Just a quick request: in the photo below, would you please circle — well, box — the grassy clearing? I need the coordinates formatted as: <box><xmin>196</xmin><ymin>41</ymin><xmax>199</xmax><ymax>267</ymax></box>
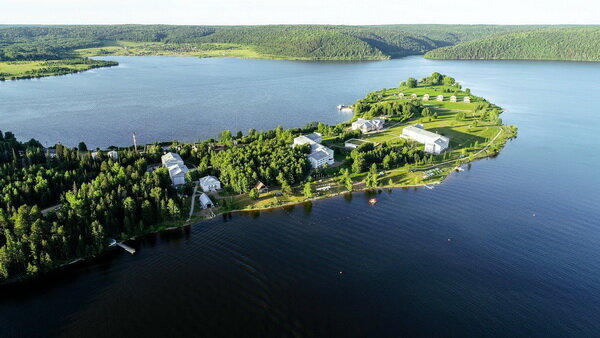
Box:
<box><xmin>74</xmin><ymin>40</ymin><xmax>314</xmax><ymax>60</ymax></box>
<box><xmin>0</xmin><ymin>59</ymin><xmax>117</xmax><ymax>80</ymax></box>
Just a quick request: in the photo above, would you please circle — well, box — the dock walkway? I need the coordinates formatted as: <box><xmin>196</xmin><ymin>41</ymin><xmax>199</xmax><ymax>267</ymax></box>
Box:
<box><xmin>116</xmin><ymin>242</ymin><xmax>136</xmax><ymax>254</ymax></box>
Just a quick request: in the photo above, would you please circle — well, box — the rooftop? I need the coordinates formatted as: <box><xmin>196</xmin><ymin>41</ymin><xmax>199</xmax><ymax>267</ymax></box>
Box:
<box><xmin>403</xmin><ymin>125</ymin><xmax>449</xmax><ymax>143</ymax></box>
<box><xmin>308</xmin><ymin>149</ymin><xmax>331</xmax><ymax>161</ymax></box>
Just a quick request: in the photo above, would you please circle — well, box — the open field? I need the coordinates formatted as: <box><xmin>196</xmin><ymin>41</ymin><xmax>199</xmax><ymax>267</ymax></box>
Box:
<box><xmin>74</xmin><ymin>41</ymin><xmax>277</xmax><ymax>60</ymax></box>
<box><xmin>0</xmin><ymin>58</ymin><xmax>117</xmax><ymax>80</ymax></box>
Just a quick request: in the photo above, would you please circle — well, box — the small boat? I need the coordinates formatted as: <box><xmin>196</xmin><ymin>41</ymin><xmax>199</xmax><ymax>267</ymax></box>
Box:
<box><xmin>425</xmin><ymin>184</ymin><xmax>434</xmax><ymax>190</ymax></box>
<box><xmin>456</xmin><ymin>166</ymin><xmax>465</xmax><ymax>172</ymax></box>
<box><xmin>108</xmin><ymin>238</ymin><xmax>117</xmax><ymax>247</ymax></box>
<box><xmin>337</xmin><ymin>105</ymin><xmax>353</xmax><ymax>112</ymax></box>
<box><xmin>369</xmin><ymin>198</ymin><xmax>377</xmax><ymax>205</ymax></box>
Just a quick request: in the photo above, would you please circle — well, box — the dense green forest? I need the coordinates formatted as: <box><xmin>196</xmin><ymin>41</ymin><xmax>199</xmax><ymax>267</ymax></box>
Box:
<box><xmin>0</xmin><ymin>131</ymin><xmax>183</xmax><ymax>280</ymax></box>
<box><xmin>0</xmin><ymin>24</ymin><xmax>557</xmax><ymax>61</ymax></box>
<box><xmin>0</xmin><ymin>109</ymin><xmax>432</xmax><ymax>281</ymax></box>
<box><xmin>424</xmin><ymin>26</ymin><xmax>600</xmax><ymax>61</ymax></box>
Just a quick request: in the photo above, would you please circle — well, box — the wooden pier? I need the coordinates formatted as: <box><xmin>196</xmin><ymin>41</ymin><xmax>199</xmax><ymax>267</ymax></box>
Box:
<box><xmin>116</xmin><ymin>242</ymin><xmax>136</xmax><ymax>254</ymax></box>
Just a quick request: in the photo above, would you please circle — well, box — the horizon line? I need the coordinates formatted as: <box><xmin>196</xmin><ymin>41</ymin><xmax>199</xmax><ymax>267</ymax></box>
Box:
<box><xmin>1</xmin><ymin>23</ymin><xmax>599</xmax><ymax>27</ymax></box>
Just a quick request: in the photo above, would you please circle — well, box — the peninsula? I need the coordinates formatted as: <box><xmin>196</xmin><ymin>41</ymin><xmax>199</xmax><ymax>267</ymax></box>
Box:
<box><xmin>0</xmin><ymin>73</ymin><xmax>517</xmax><ymax>282</ymax></box>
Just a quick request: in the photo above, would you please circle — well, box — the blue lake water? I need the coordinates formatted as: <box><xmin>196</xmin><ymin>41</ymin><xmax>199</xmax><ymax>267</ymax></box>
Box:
<box><xmin>1</xmin><ymin>56</ymin><xmax>600</xmax><ymax>337</ymax></box>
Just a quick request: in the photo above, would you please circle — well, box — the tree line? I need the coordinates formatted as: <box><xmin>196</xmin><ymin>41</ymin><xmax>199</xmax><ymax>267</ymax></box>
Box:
<box><xmin>0</xmin><ymin>24</ymin><xmax>557</xmax><ymax>62</ymax></box>
<box><xmin>425</xmin><ymin>27</ymin><xmax>600</xmax><ymax>62</ymax></box>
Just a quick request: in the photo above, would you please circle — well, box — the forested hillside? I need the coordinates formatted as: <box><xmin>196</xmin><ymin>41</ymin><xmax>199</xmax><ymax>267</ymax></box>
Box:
<box><xmin>0</xmin><ymin>24</ymin><xmax>553</xmax><ymax>61</ymax></box>
<box><xmin>424</xmin><ymin>26</ymin><xmax>600</xmax><ymax>61</ymax></box>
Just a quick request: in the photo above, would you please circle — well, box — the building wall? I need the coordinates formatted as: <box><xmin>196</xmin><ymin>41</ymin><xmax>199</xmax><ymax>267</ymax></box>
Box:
<box><xmin>345</xmin><ymin>142</ymin><xmax>359</xmax><ymax>149</ymax></box>
<box><xmin>201</xmin><ymin>182</ymin><xmax>221</xmax><ymax>192</ymax></box>
<box><xmin>172</xmin><ymin>174</ymin><xmax>186</xmax><ymax>186</ymax></box>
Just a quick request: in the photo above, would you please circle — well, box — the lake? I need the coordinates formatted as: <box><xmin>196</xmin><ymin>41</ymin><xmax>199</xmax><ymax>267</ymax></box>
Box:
<box><xmin>1</xmin><ymin>56</ymin><xmax>600</xmax><ymax>337</ymax></box>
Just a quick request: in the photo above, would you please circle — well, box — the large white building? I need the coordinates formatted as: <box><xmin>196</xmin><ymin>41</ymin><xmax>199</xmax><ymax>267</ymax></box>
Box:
<box><xmin>199</xmin><ymin>175</ymin><xmax>221</xmax><ymax>192</ymax></box>
<box><xmin>351</xmin><ymin>118</ymin><xmax>385</xmax><ymax>134</ymax></box>
<box><xmin>293</xmin><ymin>132</ymin><xmax>322</xmax><ymax>146</ymax></box>
<box><xmin>402</xmin><ymin>124</ymin><xmax>450</xmax><ymax>155</ymax></box>
<box><xmin>293</xmin><ymin>132</ymin><xmax>334</xmax><ymax>168</ymax></box>
<box><xmin>161</xmin><ymin>152</ymin><xmax>189</xmax><ymax>186</ymax></box>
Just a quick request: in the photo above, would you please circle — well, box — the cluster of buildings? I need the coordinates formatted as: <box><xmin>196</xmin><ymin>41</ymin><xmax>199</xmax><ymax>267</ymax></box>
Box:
<box><xmin>293</xmin><ymin>132</ymin><xmax>334</xmax><ymax>169</ymax></box>
<box><xmin>197</xmin><ymin>176</ymin><xmax>221</xmax><ymax>210</ymax></box>
<box><xmin>351</xmin><ymin>118</ymin><xmax>385</xmax><ymax>134</ymax></box>
<box><xmin>449</xmin><ymin>96</ymin><xmax>471</xmax><ymax>103</ymax></box>
<box><xmin>161</xmin><ymin>152</ymin><xmax>189</xmax><ymax>186</ymax></box>
<box><xmin>402</xmin><ymin>124</ymin><xmax>450</xmax><ymax>155</ymax></box>
<box><xmin>398</xmin><ymin>93</ymin><xmax>472</xmax><ymax>103</ymax></box>
<box><xmin>161</xmin><ymin>152</ymin><xmax>223</xmax><ymax>209</ymax></box>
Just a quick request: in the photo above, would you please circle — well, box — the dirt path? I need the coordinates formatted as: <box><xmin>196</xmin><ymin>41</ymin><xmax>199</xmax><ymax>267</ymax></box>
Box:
<box><xmin>187</xmin><ymin>183</ymin><xmax>199</xmax><ymax>221</ymax></box>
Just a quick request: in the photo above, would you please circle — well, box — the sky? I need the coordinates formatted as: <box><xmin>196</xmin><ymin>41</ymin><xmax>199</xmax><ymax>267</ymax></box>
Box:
<box><xmin>1</xmin><ymin>0</ymin><xmax>599</xmax><ymax>25</ymax></box>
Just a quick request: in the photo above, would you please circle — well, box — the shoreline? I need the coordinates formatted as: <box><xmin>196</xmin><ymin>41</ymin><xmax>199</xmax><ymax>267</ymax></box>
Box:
<box><xmin>0</xmin><ymin>59</ymin><xmax>119</xmax><ymax>81</ymax></box>
<box><xmin>0</xmin><ymin>142</ymin><xmax>507</xmax><ymax>287</ymax></box>
<box><xmin>0</xmin><ymin>179</ymin><xmax>442</xmax><ymax>288</ymax></box>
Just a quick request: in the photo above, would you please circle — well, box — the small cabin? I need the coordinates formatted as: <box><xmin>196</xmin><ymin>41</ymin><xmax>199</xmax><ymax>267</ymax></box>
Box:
<box><xmin>107</xmin><ymin>150</ymin><xmax>119</xmax><ymax>160</ymax></box>
<box><xmin>411</xmin><ymin>93</ymin><xmax>418</xmax><ymax>99</ymax></box>
<box><xmin>464</xmin><ymin>96</ymin><xmax>471</xmax><ymax>103</ymax></box>
<box><xmin>422</xmin><ymin>94</ymin><xmax>430</xmax><ymax>101</ymax></box>
<box><xmin>398</xmin><ymin>93</ymin><xmax>404</xmax><ymax>99</ymax></box>
<box><xmin>436</xmin><ymin>95</ymin><xmax>444</xmax><ymax>102</ymax></box>
<box><xmin>254</xmin><ymin>181</ymin><xmax>268</xmax><ymax>193</ymax></box>
<box><xmin>450</xmin><ymin>95</ymin><xmax>457</xmax><ymax>102</ymax></box>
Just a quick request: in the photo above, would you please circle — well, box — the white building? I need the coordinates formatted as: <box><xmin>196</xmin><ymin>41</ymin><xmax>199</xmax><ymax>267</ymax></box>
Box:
<box><xmin>436</xmin><ymin>95</ymin><xmax>444</xmax><ymax>102</ymax></box>
<box><xmin>450</xmin><ymin>95</ymin><xmax>457</xmax><ymax>102</ymax></box>
<box><xmin>402</xmin><ymin>124</ymin><xmax>450</xmax><ymax>155</ymax></box>
<box><xmin>199</xmin><ymin>193</ymin><xmax>214</xmax><ymax>209</ymax></box>
<box><xmin>344</xmin><ymin>138</ymin><xmax>372</xmax><ymax>150</ymax></box>
<box><xmin>91</xmin><ymin>151</ymin><xmax>99</xmax><ymax>160</ymax></box>
<box><xmin>308</xmin><ymin>145</ymin><xmax>335</xmax><ymax>168</ymax></box>
<box><xmin>161</xmin><ymin>152</ymin><xmax>189</xmax><ymax>186</ymax></box>
<box><xmin>293</xmin><ymin>132</ymin><xmax>334</xmax><ymax>168</ymax></box>
<box><xmin>464</xmin><ymin>96</ymin><xmax>471</xmax><ymax>103</ymax></box>
<box><xmin>293</xmin><ymin>132</ymin><xmax>322</xmax><ymax>147</ymax></box>
<box><xmin>200</xmin><ymin>175</ymin><xmax>221</xmax><ymax>192</ymax></box>
<box><xmin>161</xmin><ymin>152</ymin><xmax>184</xmax><ymax>167</ymax></box>
<box><xmin>107</xmin><ymin>150</ymin><xmax>119</xmax><ymax>160</ymax></box>
<box><xmin>167</xmin><ymin>164</ymin><xmax>188</xmax><ymax>186</ymax></box>
<box><xmin>422</xmin><ymin>94</ymin><xmax>430</xmax><ymax>101</ymax></box>
<box><xmin>351</xmin><ymin>118</ymin><xmax>385</xmax><ymax>134</ymax></box>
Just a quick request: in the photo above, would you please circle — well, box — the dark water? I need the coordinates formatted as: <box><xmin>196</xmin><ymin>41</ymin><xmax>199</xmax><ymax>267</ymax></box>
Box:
<box><xmin>1</xmin><ymin>57</ymin><xmax>600</xmax><ymax>337</ymax></box>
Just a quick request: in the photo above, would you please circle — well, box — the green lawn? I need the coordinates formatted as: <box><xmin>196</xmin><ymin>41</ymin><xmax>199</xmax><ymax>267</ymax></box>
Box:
<box><xmin>0</xmin><ymin>59</ymin><xmax>116</xmax><ymax>80</ymax></box>
<box><xmin>74</xmin><ymin>40</ymin><xmax>313</xmax><ymax>60</ymax></box>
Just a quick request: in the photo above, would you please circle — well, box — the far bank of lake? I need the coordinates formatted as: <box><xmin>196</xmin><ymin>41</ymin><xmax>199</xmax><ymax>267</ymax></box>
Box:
<box><xmin>1</xmin><ymin>56</ymin><xmax>600</xmax><ymax>336</ymax></box>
